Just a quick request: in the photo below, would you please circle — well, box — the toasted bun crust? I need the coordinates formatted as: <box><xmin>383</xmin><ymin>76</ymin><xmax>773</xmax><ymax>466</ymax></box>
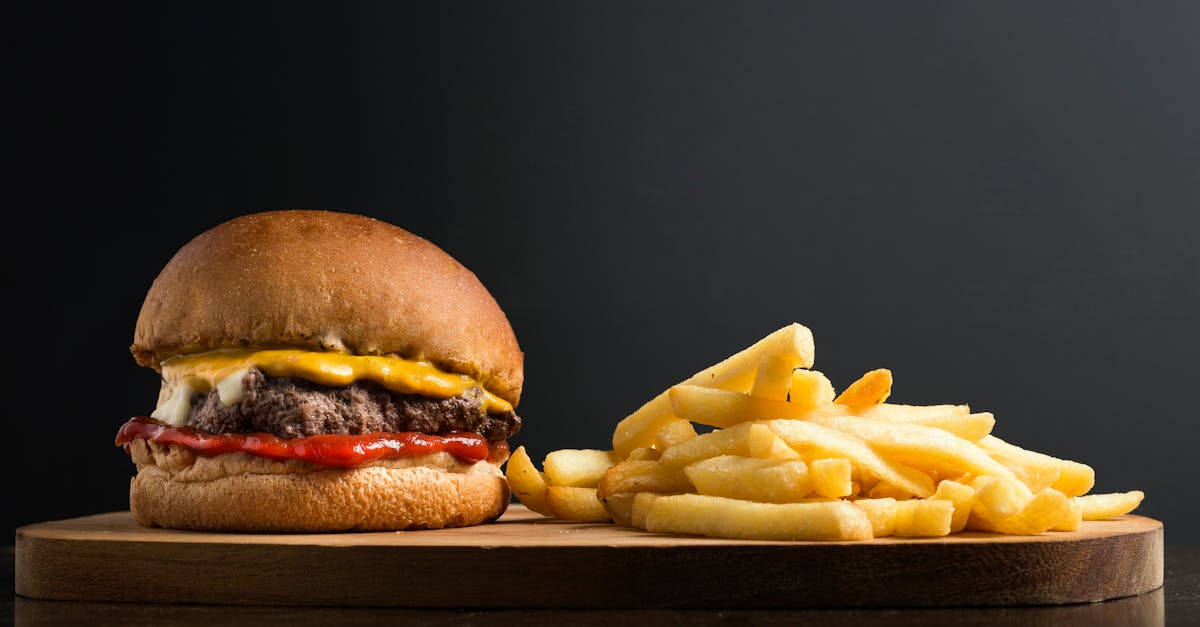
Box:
<box><xmin>129</xmin><ymin>457</ymin><xmax>510</xmax><ymax>532</ymax></box>
<box><xmin>131</xmin><ymin>210</ymin><xmax>523</xmax><ymax>405</ymax></box>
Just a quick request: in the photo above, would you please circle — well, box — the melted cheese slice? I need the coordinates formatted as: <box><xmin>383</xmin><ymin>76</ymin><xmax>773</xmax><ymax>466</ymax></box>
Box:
<box><xmin>151</xmin><ymin>349</ymin><xmax>511</xmax><ymax>426</ymax></box>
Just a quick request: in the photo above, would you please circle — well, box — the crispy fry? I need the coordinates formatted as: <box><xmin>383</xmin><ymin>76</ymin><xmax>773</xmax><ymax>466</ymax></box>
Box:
<box><xmin>683</xmin><ymin>456</ymin><xmax>812</xmax><ymax>503</ymax></box>
<box><xmin>644</xmin><ymin>493</ymin><xmax>873</xmax><ymax>541</ymax></box>
<box><xmin>768</xmin><ymin>419</ymin><xmax>935</xmax><ymax>498</ymax></box>
<box><xmin>669</xmin><ymin>385</ymin><xmax>816</xmax><ymax>428</ymax></box>
<box><xmin>543</xmin><ymin>449</ymin><xmax>619</xmax><ymax>488</ymax></box>
<box><xmin>808</xmin><ymin>415</ymin><xmax>1019</xmax><ymax>483</ymax></box>
<box><xmin>894</xmin><ymin>499</ymin><xmax>954</xmax><ymax>537</ymax></box>
<box><xmin>611</xmin><ymin>324</ymin><xmax>815</xmax><ymax>456</ymax></box>
<box><xmin>978</xmin><ymin>435</ymin><xmax>1095</xmax><ymax>497</ymax></box>
<box><xmin>1076</xmin><ymin>491</ymin><xmax>1145</xmax><ymax>520</ymax></box>
<box><xmin>505</xmin><ymin>445</ymin><xmax>553</xmax><ymax>516</ymax></box>
<box><xmin>598</xmin><ymin>460</ymin><xmax>694</xmax><ymax>499</ymax></box>
<box><xmin>747</xmin><ymin>423</ymin><xmax>802</xmax><ymax>460</ymax></box>
<box><xmin>750</xmin><ymin>354</ymin><xmax>794</xmax><ymax>401</ymax></box>
<box><xmin>809</xmin><ymin>458</ymin><xmax>853</xmax><ymax>498</ymax></box>
<box><xmin>654</xmin><ymin>418</ymin><xmax>698</xmax><ymax>451</ymax></box>
<box><xmin>545</xmin><ymin>486</ymin><xmax>611</xmax><ymax>522</ymax></box>
<box><xmin>789</xmin><ymin>369</ymin><xmax>836</xmax><ymax>408</ymax></box>
<box><xmin>834</xmin><ymin>369</ymin><xmax>892</xmax><ymax>410</ymax></box>
<box><xmin>852</xmin><ymin>498</ymin><xmax>897</xmax><ymax>537</ymax></box>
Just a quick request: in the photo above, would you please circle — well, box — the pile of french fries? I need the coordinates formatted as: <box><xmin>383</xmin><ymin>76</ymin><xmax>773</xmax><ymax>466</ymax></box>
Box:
<box><xmin>507</xmin><ymin>323</ymin><xmax>1144</xmax><ymax>541</ymax></box>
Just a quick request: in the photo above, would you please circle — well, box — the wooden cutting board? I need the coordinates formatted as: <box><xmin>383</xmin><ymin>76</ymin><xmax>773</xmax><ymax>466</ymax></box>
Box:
<box><xmin>16</xmin><ymin>506</ymin><xmax>1162</xmax><ymax>609</ymax></box>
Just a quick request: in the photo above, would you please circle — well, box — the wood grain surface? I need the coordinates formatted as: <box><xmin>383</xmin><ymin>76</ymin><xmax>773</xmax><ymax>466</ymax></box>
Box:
<box><xmin>16</xmin><ymin>505</ymin><xmax>1162</xmax><ymax>609</ymax></box>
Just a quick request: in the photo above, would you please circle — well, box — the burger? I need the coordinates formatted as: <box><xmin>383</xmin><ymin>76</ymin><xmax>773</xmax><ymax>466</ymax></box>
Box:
<box><xmin>115</xmin><ymin>210</ymin><xmax>522</xmax><ymax>531</ymax></box>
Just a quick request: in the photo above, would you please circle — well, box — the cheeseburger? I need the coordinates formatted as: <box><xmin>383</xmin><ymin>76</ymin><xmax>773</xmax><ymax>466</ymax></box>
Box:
<box><xmin>115</xmin><ymin>210</ymin><xmax>522</xmax><ymax>531</ymax></box>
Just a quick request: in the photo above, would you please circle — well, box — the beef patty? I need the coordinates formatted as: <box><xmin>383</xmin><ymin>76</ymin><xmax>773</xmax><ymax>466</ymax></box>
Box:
<box><xmin>186</xmin><ymin>367</ymin><xmax>520</xmax><ymax>442</ymax></box>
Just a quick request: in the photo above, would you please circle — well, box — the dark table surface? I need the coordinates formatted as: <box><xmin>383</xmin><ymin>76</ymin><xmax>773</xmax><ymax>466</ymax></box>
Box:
<box><xmin>7</xmin><ymin>543</ymin><xmax>1199</xmax><ymax>626</ymax></box>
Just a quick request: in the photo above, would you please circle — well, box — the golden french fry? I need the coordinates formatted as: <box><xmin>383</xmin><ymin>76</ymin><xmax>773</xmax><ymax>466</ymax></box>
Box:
<box><xmin>597</xmin><ymin>459</ymin><xmax>694</xmax><ymax>499</ymax></box>
<box><xmin>867</xmin><ymin>481</ymin><xmax>913</xmax><ymax>500</ymax></box>
<box><xmin>611</xmin><ymin>323</ymin><xmax>815</xmax><ymax>456</ymax></box>
<box><xmin>868</xmin><ymin>411</ymin><xmax>995</xmax><ymax>443</ymax></box>
<box><xmin>833</xmin><ymin>368</ymin><xmax>892</xmax><ymax>410</ymax></box>
<box><xmin>654</xmin><ymin>418</ymin><xmax>698</xmax><ymax>451</ymax></box>
<box><xmin>994</xmin><ymin>488</ymin><xmax>1071</xmax><ymax>535</ymax></box>
<box><xmin>894</xmin><ymin>499</ymin><xmax>954</xmax><ymax>537</ymax></box>
<box><xmin>977</xmin><ymin>435</ymin><xmax>1095</xmax><ymax>497</ymax></box>
<box><xmin>545</xmin><ymin>486</ymin><xmax>611</xmax><ymax>522</ymax></box>
<box><xmin>683</xmin><ymin>455</ymin><xmax>812</xmax><ymax>503</ymax></box>
<box><xmin>750</xmin><ymin>354</ymin><xmax>794</xmax><ymax>401</ymax></box>
<box><xmin>966</xmin><ymin>475</ymin><xmax>1034</xmax><ymax>531</ymax></box>
<box><xmin>932</xmin><ymin>480</ymin><xmax>975</xmax><ymax>533</ymax></box>
<box><xmin>858</xmin><ymin>404</ymin><xmax>970</xmax><ymax>420</ymax></box>
<box><xmin>747</xmin><ymin>423</ymin><xmax>802</xmax><ymax>460</ymax></box>
<box><xmin>669</xmin><ymin>385</ymin><xmax>816</xmax><ymax>428</ymax></box>
<box><xmin>1053</xmin><ymin>498</ymin><xmax>1083</xmax><ymax>531</ymax></box>
<box><xmin>644</xmin><ymin>493</ymin><xmax>873</xmax><ymax>541</ymax></box>
<box><xmin>659</xmin><ymin>422</ymin><xmax>755</xmax><ymax>469</ymax></box>
<box><xmin>627</xmin><ymin>446</ymin><xmax>661</xmax><ymax>461</ymax></box>
<box><xmin>852</xmin><ymin>498</ymin><xmax>897</xmax><ymax>537</ymax></box>
<box><xmin>602</xmin><ymin>492</ymin><xmax>636</xmax><ymax>527</ymax></box>
<box><xmin>1076</xmin><ymin>491</ymin><xmax>1145</xmax><ymax>520</ymax></box>
<box><xmin>543</xmin><ymin>449</ymin><xmax>620</xmax><ymax>488</ymax></box>
<box><xmin>809</xmin><ymin>458</ymin><xmax>853</xmax><ymax>498</ymax></box>
<box><xmin>630</xmin><ymin>492</ymin><xmax>661</xmax><ymax>529</ymax></box>
<box><xmin>767</xmin><ymin>419</ymin><xmax>935</xmax><ymax>498</ymax></box>
<box><xmin>808</xmin><ymin>415</ymin><xmax>1019</xmax><ymax>483</ymax></box>
<box><xmin>505</xmin><ymin>445</ymin><xmax>554</xmax><ymax>516</ymax></box>
<box><xmin>789</xmin><ymin>369</ymin><xmax>836</xmax><ymax>408</ymax></box>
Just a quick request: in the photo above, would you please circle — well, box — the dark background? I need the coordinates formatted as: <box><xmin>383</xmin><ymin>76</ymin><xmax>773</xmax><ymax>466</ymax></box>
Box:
<box><xmin>11</xmin><ymin>2</ymin><xmax>1197</xmax><ymax>544</ymax></box>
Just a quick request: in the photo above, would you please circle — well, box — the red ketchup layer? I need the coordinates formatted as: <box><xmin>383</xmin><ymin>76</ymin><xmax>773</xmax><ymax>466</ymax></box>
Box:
<box><xmin>115</xmin><ymin>416</ymin><xmax>505</xmax><ymax>468</ymax></box>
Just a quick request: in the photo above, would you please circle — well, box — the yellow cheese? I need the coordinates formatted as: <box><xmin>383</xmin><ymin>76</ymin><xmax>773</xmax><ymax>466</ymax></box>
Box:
<box><xmin>151</xmin><ymin>349</ymin><xmax>511</xmax><ymax>426</ymax></box>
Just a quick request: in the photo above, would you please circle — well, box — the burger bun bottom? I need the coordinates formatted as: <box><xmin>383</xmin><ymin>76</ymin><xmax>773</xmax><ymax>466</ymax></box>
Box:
<box><xmin>129</xmin><ymin>457</ymin><xmax>510</xmax><ymax>532</ymax></box>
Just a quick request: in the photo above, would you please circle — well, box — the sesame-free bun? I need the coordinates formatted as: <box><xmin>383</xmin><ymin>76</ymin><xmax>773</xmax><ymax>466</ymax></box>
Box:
<box><xmin>129</xmin><ymin>450</ymin><xmax>510</xmax><ymax>532</ymax></box>
<box><xmin>131</xmin><ymin>210</ymin><xmax>523</xmax><ymax>405</ymax></box>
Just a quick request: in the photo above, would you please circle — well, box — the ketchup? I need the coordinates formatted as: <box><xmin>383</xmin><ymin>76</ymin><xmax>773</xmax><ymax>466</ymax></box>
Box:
<box><xmin>115</xmin><ymin>416</ymin><xmax>505</xmax><ymax>468</ymax></box>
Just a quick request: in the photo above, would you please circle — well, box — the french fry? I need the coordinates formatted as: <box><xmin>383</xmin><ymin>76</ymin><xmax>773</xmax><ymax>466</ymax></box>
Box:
<box><xmin>669</xmin><ymin>385</ymin><xmax>815</xmax><ymax>428</ymax></box>
<box><xmin>871</xmin><ymin>411</ymin><xmax>996</xmax><ymax>443</ymax></box>
<box><xmin>750</xmin><ymin>354</ymin><xmax>794</xmax><ymax>401</ymax></box>
<box><xmin>894</xmin><ymin>499</ymin><xmax>954</xmax><ymax>537</ymax></box>
<box><xmin>602</xmin><ymin>492</ymin><xmax>637</xmax><ymax>527</ymax></box>
<box><xmin>1053</xmin><ymin>497</ymin><xmax>1084</xmax><ymax>531</ymax></box>
<box><xmin>977</xmin><ymin>435</ymin><xmax>1095</xmax><ymax>497</ymax></box>
<box><xmin>611</xmin><ymin>324</ymin><xmax>815</xmax><ymax>456</ymax></box>
<box><xmin>505</xmin><ymin>445</ymin><xmax>553</xmax><ymax>516</ymax></box>
<box><xmin>627</xmin><ymin>446</ymin><xmax>661</xmax><ymax>461</ymax></box>
<box><xmin>852</xmin><ymin>498</ymin><xmax>897</xmax><ymax>537</ymax></box>
<box><xmin>932</xmin><ymin>480</ymin><xmax>975</xmax><ymax>533</ymax></box>
<box><xmin>809</xmin><ymin>458</ymin><xmax>853</xmax><ymax>498</ymax></box>
<box><xmin>808</xmin><ymin>415</ymin><xmax>1019</xmax><ymax>483</ymax></box>
<box><xmin>543</xmin><ymin>449</ymin><xmax>620</xmax><ymax>488</ymax></box>
<box><xmin>789</xmin><ymin>369</ymin><xmax>836</xmax><ymax>408</ymax></box>
<box><xmin>858</xmin><ymin>404</ymin><xmax>970</xmax><ymax>421</ymax></box>
<box><xmin>767</xmin><ymin>419</ymin><xmax>935</xmax><ymax>498</ymax></box>
<box><xmin>995</xmin><ymin>488</ymin><xmax>1071</xmax><ymax>535</ymax></box>
<box><xmin>630</xmin><ymin>492</ymin><xmax>661</xmax><ymax>529</ymax></box>
<box><xmin>966</xmin><ymin>475</ymin><xmax>1034</xmax><ymax>531</ymax></box>
<box><xmin>659</xmin><ymin>422</ymin><xmax>755</xmax><ymax>469</ymax></box>
<box><xmin>598</xmin><ymin>459</ymin><xmax>694</xmax><ymax>499</ymax></box>
<box><xmin>643</xmin><ymin>493</ymin><xmax>873</xmax><ymax>541</ymax></box>
<box><xmin>747</xmin><ymin>423</ymin><xmax>802</xmax><ymax>460</ymax></box>
<box><xmin>654</xmin><ymin>418</ymin><xmax>698</xmax><ymax>451</ymax></box>
<box><xmin>683</xmin><ymin>456</ymin><xmax>812</xmax><ymax>503</ymax></box>
<box><xmin>834</xmin><ymin>368</ymin><xmax>892</xmax><ymax>410</ymax></box>
<box><xmin>1076</xmin><ymin>491</ymin><xmax>1145</xmax><ymax>520</ymax></box>
<box><xmin>545</xmin><ymin>486</ymin><xmax>611</xmax><ymax>522</ymax></box>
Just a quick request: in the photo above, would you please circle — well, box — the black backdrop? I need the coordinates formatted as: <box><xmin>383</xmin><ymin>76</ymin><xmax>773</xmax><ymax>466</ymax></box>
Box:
<box><xmin>12</xmin><ymin>2</ymin><xmax>1198</xmax><ymax>543</ymax></box>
